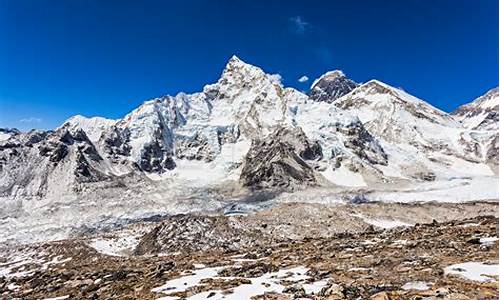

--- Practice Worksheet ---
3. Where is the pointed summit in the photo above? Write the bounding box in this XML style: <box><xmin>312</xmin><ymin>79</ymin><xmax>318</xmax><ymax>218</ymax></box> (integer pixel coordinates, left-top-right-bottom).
<box><xmin>309</xmin><ymin>70</ymin><xmax>358</xmax><ymax>103</ymax></box>
<box><xmin>219</xmin><ymin>54</ymin><xmax>265</xmax><ymax>81</ymax></box>
<box><xmin>223</xmin><ymin>55</ymin><xmax>255</xmax><ymax>70</ymax></box>
<box><xmin>228</xmin><ymin>54</ymin><xmax>242</xmax><ymax>63</ymax></box>
<box><xmin>310</xmin><ymin>70</ymin><xmax>345</xmax><ymax>89</ymax></box>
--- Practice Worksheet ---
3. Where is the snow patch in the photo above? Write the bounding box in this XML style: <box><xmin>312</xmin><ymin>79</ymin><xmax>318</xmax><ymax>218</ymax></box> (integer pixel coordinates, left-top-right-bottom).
<box><xmin>479</xmin><ymin>237</ymin><xmax>498</xmax><ymax>246</ymax></box>
<box><xmin>401</xmin><ymin>281</ymin><xmax>431</xmax><ymax>290</ymax></box>
<box><xmin>444</xmin><ymin>262</ymin><xmax>499</xmax><ymax>282</ymax></box>
<box><xmin>153</xmin><ymin>265</ymin><xmax>328</xmax><ymax>299</ymax></box>
<box><xmin>42</xmin><ymin>296</ymin><xmax>70</xmax><ymax>300</ymax></box>
<box><xmin>354</xmin><ymin>214</ymin><xmax>411</xmax><ymax>229</ymax></box>
<box><xmin>321</xmin><ymin>165</ymin><xmax>367</xmax><ymax>187</ymax></box>
<box><xmin>87</xmin><ymin>235</ymin><xmax>139</xmax><ymax>257</ymax></box>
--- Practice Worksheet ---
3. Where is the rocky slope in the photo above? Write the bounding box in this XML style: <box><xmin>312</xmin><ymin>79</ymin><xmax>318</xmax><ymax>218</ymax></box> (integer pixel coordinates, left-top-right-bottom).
<box><xmin>1</xmin><ymin>203</ymin><xmax>498</xmax><ymax>300</ymax></box>
<box><xmin>240</xmin><ymin>127</ymin><xmax>321</xmax><ymax>191</ymax></box>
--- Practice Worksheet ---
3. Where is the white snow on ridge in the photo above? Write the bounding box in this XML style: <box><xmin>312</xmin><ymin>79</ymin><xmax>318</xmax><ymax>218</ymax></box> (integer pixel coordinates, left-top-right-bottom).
<box><xmin>64</xmin><ymin>114</ymin><xmax>117</xmax><ymax>142</ymax></box>
<box><xmin>310</xmin><ymin>70</ymin><xmax>345</xmax><ymax>89</ymax></box>
<box><xmin>452</xmin><ymin>87</ymin><xmax>499</xmax><ymax>130</ymax></box>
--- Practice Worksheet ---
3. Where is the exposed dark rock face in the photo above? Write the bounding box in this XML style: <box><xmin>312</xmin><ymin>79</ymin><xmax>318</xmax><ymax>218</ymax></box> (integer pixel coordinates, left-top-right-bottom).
<box><xmin>335</xmin><ymin>120</ymin><xmax>388</xmax><ymax>166</ymax></box>
<box><xmin>139</xmin><ymin>141</ymin><xmax>176</xmax><ymax>172</ymax></box>
<box><xmin>175</xmin><ymin>133</ymin><xmax>216</xmax><ymax>162</ymax></box>
<box><xmin>270</xmin><ymin>127</ymin><xmax>323</xmax><ymax>161</ymax></box>
<box><xmin>486</xmin><ymin>134</ymin><xmax>499</xmax><ymax>166</ymax></box>
<box><xmin>309</xmin><ymin>70</ymin><xmax>358</xmax><ymax>103</ymax></box>
<box><xmin>101</xmin><ymin>126</ymin><xmax>132</xmax><ymax>159</ymax></box>
<box><xmin>74</xmin><ymin>151</ymin><xmax>109</xmax><ymax>183</ymax></box>
<box><xmin>240</xmin><ymin>126</ymin><xmax>319</xmax><ymax>191</ymax></box>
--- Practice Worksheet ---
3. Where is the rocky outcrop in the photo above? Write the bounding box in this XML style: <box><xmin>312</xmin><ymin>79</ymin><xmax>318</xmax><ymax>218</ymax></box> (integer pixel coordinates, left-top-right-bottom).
<box><xmin>269</xmin><ymin>127</ymin><xmax>323</xmax><ymax>161</ymax></box>
<box><xmin>486</xmin><ymin>134</ymin><xmax>499</xmax><ymax>167</ymax></box>
<box><xmin>134</xmin><ymin>214</ymin><xmax>271</xmax><ymax>254</ymax></box>
<box><xmin>335</xmin><ymin>119</ymin><xmax>388</xmax><ymax>166</ymax></box>
<box><xmin>239</xmin><ymin>127</ymin><xmax>319</xmax><ymax>191</ymax></box>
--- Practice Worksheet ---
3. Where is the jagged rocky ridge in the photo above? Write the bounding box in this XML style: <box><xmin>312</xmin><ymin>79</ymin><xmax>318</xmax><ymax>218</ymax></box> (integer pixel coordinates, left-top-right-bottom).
<box><xmin>0</xmin><ymin>56</ymin><xmax>498</xmax><ymax>200</ymax></box>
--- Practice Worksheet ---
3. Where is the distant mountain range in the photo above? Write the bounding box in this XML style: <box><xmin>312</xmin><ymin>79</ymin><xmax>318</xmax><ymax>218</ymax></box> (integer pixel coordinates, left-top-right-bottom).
<box><xmin>0</xmin><ymin>55</ymin><xmax>497</xmax><ymax>209</ymax></box>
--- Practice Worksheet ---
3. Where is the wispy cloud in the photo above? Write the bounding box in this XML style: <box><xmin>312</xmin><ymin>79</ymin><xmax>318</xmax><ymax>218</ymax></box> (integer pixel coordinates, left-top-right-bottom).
<box><xmin>19</xmin><ymin>117</ymin><xmax>42</xmax><ymax>124</ymax></box>
<box><xmin>268</xmin><ymin>73</ymin><xmax>282</xmax><ymax>84</ymax></box>
<box><xmin>289</xmin><ymin>16</ymin><xmax>309</xmax><ymax>35</ymax></box>
<box><xmin>314</xmin><ymin>46</ymin><xmax>334</xmax><ymax>65</ymax></box>
<box><xmin>288</xmin><ymin>16</ymin><xmax>334</xmax><ymax>65</ymax></box>
<box><xmin>298</xmin><ymin>75</ymin><xmax>309</xmax><ymax>83</ymax></box>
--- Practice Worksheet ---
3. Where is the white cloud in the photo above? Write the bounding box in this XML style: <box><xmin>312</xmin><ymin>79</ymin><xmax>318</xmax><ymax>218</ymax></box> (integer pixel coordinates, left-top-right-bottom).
<box><xmin>19</xmin><ymin>117</ymin><xmax>42</xmax><ymax>123</ymax></box>
<box><xmin>289</xmin><ymin>16</ymin><xmax>309</xmax><ymax>35</ymax></box>
<box><xmin>268</xmin><ymin>73</ymin><xmax>282</xmax><ymax>84</ymax></box>
<box><xmin>298</xmin><ymin>75</ymin><xmax>309</xmax><ymax>83</ymax></box>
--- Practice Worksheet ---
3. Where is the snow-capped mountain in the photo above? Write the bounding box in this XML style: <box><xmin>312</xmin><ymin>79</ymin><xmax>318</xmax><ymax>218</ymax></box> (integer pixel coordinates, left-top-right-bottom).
<box><xmin>331</xmin><ymin>79</ymin><xmax>498</xmax><ymax>178</ymax></box>
<box><xmin>451</xmin><ymin>87</ymin><xmax>499</xmax><ymax>168</ymax></box>
<box><xmin>63</xmin><ymin>115</ymin><xmax>117</xmax><ymax>143</ymax></box>
<box><xmin>0</xmin><ymin>56</ymin><xmax>497</xmax><ymax>203</ymax></box>
<box><xmin>309</xmin><ymin>70</ymin><xmax>358</xmax><ymax>102</ymax></box>
<box><xmin>452</xmin><ymin>87</ymin><xmax>499</xmax><ymax>131</ymax></box>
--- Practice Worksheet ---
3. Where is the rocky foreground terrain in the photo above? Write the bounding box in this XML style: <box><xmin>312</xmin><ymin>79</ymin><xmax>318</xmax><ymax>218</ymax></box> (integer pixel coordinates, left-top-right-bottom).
<box><xmin>1</xmin><ymin>201</ymin><xmax>498</xmax><ymax>300</ymax></box>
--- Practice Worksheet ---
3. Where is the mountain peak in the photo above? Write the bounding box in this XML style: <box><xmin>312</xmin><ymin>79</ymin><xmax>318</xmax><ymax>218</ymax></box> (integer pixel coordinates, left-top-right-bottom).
<box><xmin>310</xmin><ymin>70</ymin><xmax>346</xmax><ymax>89</ymax></box>
<box><xmin>452</xmin><ymin>86</ymin><xmax>499</xmax><ymax>130</ymax></box>
<box><xmin>309</xmin><ymin>70</ymin><xmax>358</xmax><ymax>103</ymax></box>
<box><xmin>224</xmin><ymin>55</ymin><xmax>254</xmax><ymax>70</ymax></box>
<box><xmin>229</xmin><ymin>54</ymin><xmax>242</xmax><ymax>63</ymax></box>
<box><xmin>359</xmin><ymin>79</ymin><xmax>396</xmax><ymax>93</ymax></box>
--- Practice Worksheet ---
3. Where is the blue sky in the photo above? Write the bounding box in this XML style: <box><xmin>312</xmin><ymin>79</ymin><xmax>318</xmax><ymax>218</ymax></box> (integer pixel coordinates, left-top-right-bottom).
<box><xmin>0</xmin><ymin>0</ymin><xmax>498</xmax><ymax>130</ymax></box>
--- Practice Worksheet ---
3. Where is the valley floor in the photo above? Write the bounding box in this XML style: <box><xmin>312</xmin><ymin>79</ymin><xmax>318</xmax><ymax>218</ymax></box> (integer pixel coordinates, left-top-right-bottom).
<box><xmin>0</xmin><ymin>201</ymin><xmax>498</xmax><ymax>299</ymax></box>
